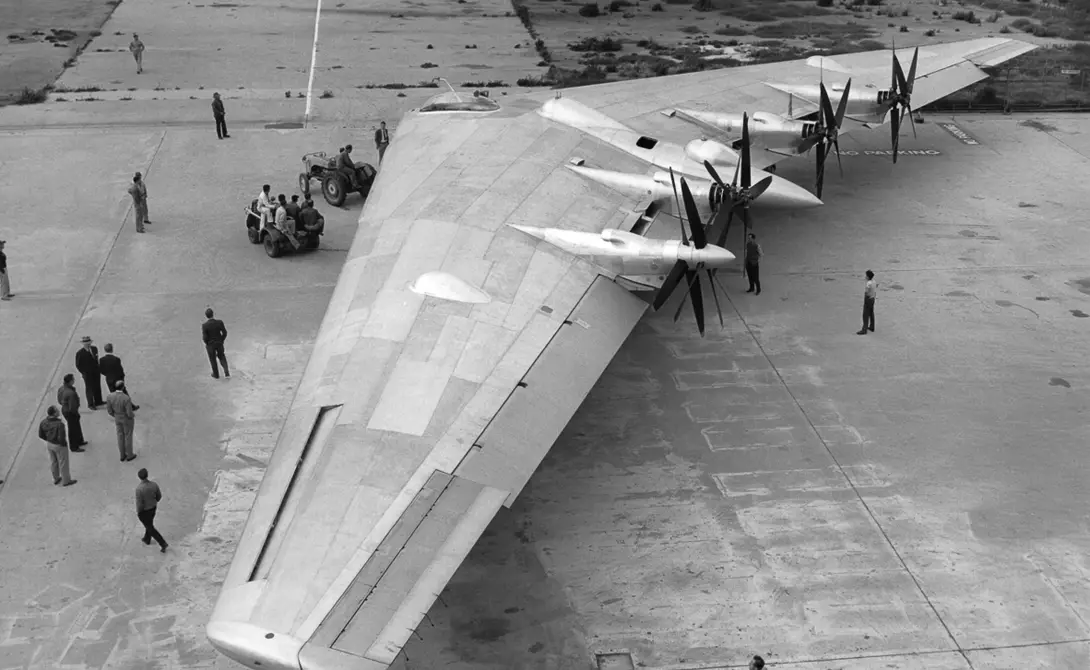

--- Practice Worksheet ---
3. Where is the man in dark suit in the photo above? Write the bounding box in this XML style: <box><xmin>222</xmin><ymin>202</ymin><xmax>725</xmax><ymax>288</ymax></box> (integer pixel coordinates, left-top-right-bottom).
<box><xmin>100</xmin><ymin>343</ymin><xmax>139</xmax><ymax>409</ymax></box>
<box><xmin>202</xmin><ymin>308</ymin><xmax>230</xmax><ymax>379</ymax></box>
<box><xmin>57</xmin><ymin>373</ymin><xmax>87</xmax><ymax>451</ymax></box>
<box><xmin>374</xmin><ymin>121</ymin><xmax>390</xmax><ymax>162</ymax></box>
<box><xmin>75</xmin><ymin>336</ymin><xmax>104</xmax><ymax>408</ymax></box>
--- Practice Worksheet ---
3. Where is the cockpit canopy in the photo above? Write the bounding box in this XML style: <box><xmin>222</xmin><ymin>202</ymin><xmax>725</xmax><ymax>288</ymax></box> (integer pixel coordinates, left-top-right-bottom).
<box><xmin>419</xmin><ymin>90</ymin><xmax>501</xmax><ymax>113</ymax></box>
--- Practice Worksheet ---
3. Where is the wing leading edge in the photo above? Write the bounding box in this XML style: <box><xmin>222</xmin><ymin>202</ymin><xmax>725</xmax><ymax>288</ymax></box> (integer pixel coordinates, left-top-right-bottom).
<box><xmin>208</xmin><ymin>101</ymin><xmax>648</xmax><ymax>670</ymax></box>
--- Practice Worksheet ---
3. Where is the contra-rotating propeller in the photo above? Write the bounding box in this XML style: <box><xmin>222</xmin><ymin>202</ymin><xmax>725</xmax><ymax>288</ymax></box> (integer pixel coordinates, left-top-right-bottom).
<box><xmin>888</xmin><ymin>45</ymin><xmax>919</xmax><ymax>163</ymax></box>
<box><xmin>798</xmin><ymin>79</ymin><xmax>851</xmax><ymax>198</ymax></box>
<box><xmin>650</xmin><ymin>170</ymin><xmax>734</xmax><ymax>336</ymax></box>
<box><xmin>701</xmin><ymin>113</ymin><xmax>773</xmax><ymax>270</ymax></box>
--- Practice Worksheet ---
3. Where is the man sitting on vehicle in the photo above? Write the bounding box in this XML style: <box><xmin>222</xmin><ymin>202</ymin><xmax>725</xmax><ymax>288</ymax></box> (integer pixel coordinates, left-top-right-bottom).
<box><xmin>257</xmin><ymin>184</ymin><xmax>275</xmax><ymax>227</ymax></box>
<box><xmin>274</xmin><ymin>194</ymin><xmax>295</xmax><ymax>235</ymax></box>
<box><xmin>284</xmin><ymin>194</ymin><xmax>301</xmax><ymax>223</ymax></box>
<box><xmin>298</xmin><ymin>199</ymin><xmax>325</xmax><ymax>236</ymax></box>
<box><xmin>336</xmin><ymin>145</ymin><xmax>357</xmax><ymax>186</ymax></box>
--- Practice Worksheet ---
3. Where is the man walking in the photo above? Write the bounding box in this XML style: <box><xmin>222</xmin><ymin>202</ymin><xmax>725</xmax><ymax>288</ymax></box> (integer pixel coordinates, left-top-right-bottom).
<box><xmin>75</xmin><ymin>336</ymin><xmax>104</xmax><ymax>409</ymax></box>
<box><xmin>128</xmin><ymin>172</ymin><xmax>150</xmax><ymax>233</ymax></box>
<box><xmin>212</xmin><ymin>92</ymin><xmax>229</xmax><ymax>139</ymax></box>
<box><xmin>744</xmin><ymin>232</ymin><xmax>762</xmax><ymax>295</ymax></box>
<box><xmin>0</xmin><ymin>240</ymin><xmax>11</xmax><ymax>301</ymax></box>
<box><xmin>202</xmin><ymin>308</ymin><xmax>230</xmax><ymax>379</ymax></box>
<box><xmin>39</xmin><ymin>407</ymin><xmax>76</xmax><ymax>487</ymax></box>
<box><xmin>135</xmin><ymin>468</ymin><xmax>168</xmax><ymax>552</ymax></box>
<box><xmin>57</xmin><ymin>374</ymin><xmax>87</xmax><ymax>452</ymax></box>
<box><xmin>374</xmin><ymin>121</ymin><xmax>390</xmax><ymax>163</ymax></box>
<box><xmin>857</xmin><ymin>269</ymin><xmax>877</xmax><ymax>335</ymax></box>
<box><xmin>129</xmin><ymin>34</ymin><xmax>145</xmax><ymax>74</ymax></box>
<box><xmin>106</xmin><ymin>380</ymin><xmax>137</xmax><ymax>462</ymax></box>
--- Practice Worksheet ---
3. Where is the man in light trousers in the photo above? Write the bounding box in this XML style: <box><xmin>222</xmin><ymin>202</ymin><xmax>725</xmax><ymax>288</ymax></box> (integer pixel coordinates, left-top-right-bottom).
<box><xmin>106</xmin><ymin>380</ymin><xmax>137</xmax><ymax>461</ymax></box>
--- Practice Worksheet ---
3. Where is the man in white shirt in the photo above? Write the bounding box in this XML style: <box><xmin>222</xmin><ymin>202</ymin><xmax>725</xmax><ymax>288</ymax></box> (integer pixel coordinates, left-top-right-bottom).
<box><xmin>857</xmin><ymin>269</ymin><xmax>877</xmax><ymax>335</ymax></box>
<box><xmin>257</xmin><ymin>184</ymin><xmax>275</xmax><ymax>228</ymax></box>
<box><xmin>274</xmin><ymin>194</ymin><xmax>300</xmax><ymax>249</ymax></box>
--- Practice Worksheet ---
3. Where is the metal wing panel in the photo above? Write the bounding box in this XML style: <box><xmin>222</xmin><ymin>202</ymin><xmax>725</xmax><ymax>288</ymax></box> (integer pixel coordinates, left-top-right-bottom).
<box><xmin>208</xmin><ymin>101</ymin><xmax>653</xmax><ymax>670</ymax></box>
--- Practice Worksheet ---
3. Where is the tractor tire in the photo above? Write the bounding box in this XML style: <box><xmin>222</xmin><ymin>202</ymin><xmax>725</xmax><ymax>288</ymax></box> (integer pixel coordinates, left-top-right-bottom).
<box><xmin>322</xmin><ymin>173</ymin><xmax>347</xmax><ymax>207</ymax></box>
<box><xmin>298</xmin><ymin>172</ymin><xmax>311</xmax><ymax>197</ymax></box>
<box><xmin>247</xmin><ymin>226</ymin><xmax>260</xmax><ymax>244</ymax></box>
<box><xmin>263</xmin><ymin>233</ymin><xmax>282</xmax><ymax>258</ymax></box>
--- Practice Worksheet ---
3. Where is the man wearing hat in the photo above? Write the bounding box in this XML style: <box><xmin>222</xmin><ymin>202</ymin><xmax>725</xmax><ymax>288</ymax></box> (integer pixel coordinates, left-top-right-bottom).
<box><xmin>106</xmin><ymin>380</ymin><xmax>137</xmax><ymax>462</ymax></box>
<box><xmin>75</xmin><ymin>336</ymin><xmax>104</xmax><ymax>409</ymax></box>
<box><xmin>0</xmin><ymin>239</ymin><xmax>11</xmax><ymax>300</ymax></box>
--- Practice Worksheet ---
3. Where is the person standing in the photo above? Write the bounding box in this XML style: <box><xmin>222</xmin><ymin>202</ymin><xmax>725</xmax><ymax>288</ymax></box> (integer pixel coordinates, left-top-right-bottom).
<box><xmin>128</xmin><ymin>172</ymin><xmax>151</xmax><ymax>233</ymax></box>
<box><xmin>99</xmin><ymin>342</ymin><xmax>125</xmax><ymax>393</ymax></box>
<box><xmin>857</xmin><ymin>269</ymin><xmax>877</xmax><ymax>335</ymax></box>
<box><xmin>106</xmin><ymin>380</ymin><xmax>137</xmax><ymax>462</ymax></box>
<box><xmin>0</xmin><ymin>239</ymin><xmax>11</xmax><ymax>301</ymax></box>
<box><xmin>374</xmin><ymin>121</ymin><xmax>390</xmax><ymax>163</ymax></box>
<box><xmin>39</xmin><ymin>407</ymin><xmax>76</xmax><ymax>487</ymax></box>
<box><xmin>212</xmin><ymin>92</ymin><xmax>229</xmax><ymax>139</ymax></box>
<box><xmin>129</xmin><ymin>34</ymin><xmax>145</xmax><ymax>73</ymax></box>
<box><xmin>135</xmin><ymin>468</ymin><xmax>168</xmax><ymax>552</ymax></box>
<box><xmin>202</xmin><ymin>308</ymin><xmax>230</xmax><ymax>379</ymax></box>
<box><xmin>744</xmin><ymin>232</ymin><xmax>762</xmax><ymax>295</ymax></box>
<box><xmin>75</xmin><ymin>336</ymin><xmax>104</xmax><ymax>409</ymax></box>
<box><xmin>57</xmin><ymin>374</ymin><xmax>87</xmax><ymax>452</ymax></box>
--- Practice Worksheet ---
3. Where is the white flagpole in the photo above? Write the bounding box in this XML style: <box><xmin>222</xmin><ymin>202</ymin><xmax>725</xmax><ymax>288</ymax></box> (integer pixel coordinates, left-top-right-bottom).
<box><xmin>304</xmin><ymin>0</ymin><xmax>323</xmax><ymax>127</ymax></box>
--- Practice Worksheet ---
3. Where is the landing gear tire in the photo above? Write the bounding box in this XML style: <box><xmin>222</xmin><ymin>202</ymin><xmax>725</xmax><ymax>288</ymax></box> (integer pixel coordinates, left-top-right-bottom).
<box><xmin>263</xmin><ymin>234</ymin><xmax>282</xmax><ymax>258</ymax></box>
<box><xmin>322</xmin><ymin>174</ymin><xmax>346</xmax><ymax>207</ymax></box>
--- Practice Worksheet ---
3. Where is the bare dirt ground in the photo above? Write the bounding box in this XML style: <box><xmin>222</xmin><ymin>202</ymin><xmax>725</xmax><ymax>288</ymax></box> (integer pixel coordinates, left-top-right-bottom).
<box><xmin>0</xmin><ymin>0</ymin><xmax>123</xmax><ymax>103</ymax></box>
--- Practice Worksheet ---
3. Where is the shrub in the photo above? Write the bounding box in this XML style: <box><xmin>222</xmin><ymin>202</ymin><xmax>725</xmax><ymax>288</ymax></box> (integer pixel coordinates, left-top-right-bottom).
<box><xmin>319</xmin><ymin>90</ymin><xmax>334</xmax><ymax>98</ymax></box>
<box><xmin>15</xmin><ymin>86</ymin><xmax>47</xmax><ymax>104</ymax></box>
<box><xmin>578</xmin><ymin>3</ymin><xmax>600</xmax><ymax>16</ymax></box>
<box><xmin>1005</xmin><ymin>4</ymin><xmax>1034</xmax><ymax>16</ymax></box>
<box><xmin>651</xmin><ymin>2</ymin><xmax>663</xmax><ymax>9</ymax></box>
<box><xmin>924</xmin><ymin>28</ymin><xmax>936</xmax><ymax>36</ymax></box>
<box><xmin>517</xmin><ymin>74</ymin><xmax>553</xmax><ymax>86</ymax></box>
<box><xmin>865</xmin><ymin>0</ymin><xmax>882</xmax><ymax>5</ymax></box>
<box><xmin>952</xmin><ymin>10</ymin><xmax>979</xmax><ymax>23</ymax></box>
<box><xmin>681</xmin><ymin>25</ymin><xmax>702</xmax><ymax>33</ymax></box>
<box><xmin>608</xmin><ymin>0</ymin><xmax>632</xmax><ymax>9</ymax></box>
<box><xmin>986</xmin><ymin>11</ymin><xmax>1000</xmax><ymax>23</ymax></box>
<box><xmin>817</xmin><ymin>0</ymin><xmax>833</xmax><ymax>6</ymax></box>
<box><xmin>901</xmin><ymin>8</ymin><xmax>909</xmax><ymax>15</ymax></box>
<box><xmin>900</xmin><ymin>25</ymin><xmax>908</xmax><ymax>31</ymax></box>
<box><xmin>856</xmin><ymin>39</ymin><xmax>887</xmax><ymax>50</ymax></box>
<box><xmin>569</xmin><ymin>36</ymin><xmax>623</xmax><ymax>51</ymax></box>
<box><xmin>421</xmin><ymin>62</ymin><xmax>438</xmax><ymax>68</ymax></box>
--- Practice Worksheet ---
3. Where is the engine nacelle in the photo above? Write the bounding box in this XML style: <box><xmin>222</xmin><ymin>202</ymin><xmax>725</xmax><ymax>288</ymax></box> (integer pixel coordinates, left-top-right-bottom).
<box><xmin>684</xmin><ymin>139</ymin><xmax>738</xmax><ymax>167</ymax></box>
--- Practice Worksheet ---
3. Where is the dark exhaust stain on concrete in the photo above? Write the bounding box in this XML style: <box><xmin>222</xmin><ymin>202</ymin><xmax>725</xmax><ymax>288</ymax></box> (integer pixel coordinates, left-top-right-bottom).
<box><xmin>887</xmin><ymin>259</ymin><xmax>900</xmax><ymax>263</ymax></box>
<box><xmin>1071</xmin><ymin>309</ymin><xmax>1088</xmax><ymax>318</ymax></box>
<box><xmin>1035</xmin><ymin>296</ymin><xmax>1050</xmax><ymax>301</ymax></box>
<box><xmin>945</xmin><ymin>290</ymin><xmax>973</xmax><ymax>297</ymax></box>
<box><xmin>265</xmin><ymin>122</ymin><xmax>303</xmax><ymax>129</ymax></box>
<box><xmin>959</xmin><ymin>229</ymin><xmax>977</xmax><ymax>238</ymax></box>
<box><xmin>822</xmin><ymin>277</ymin><xmax>835</xmax><ymax>282</ymax></box>
<box><xmin>1017</xmin><ymin>202</ymin><xmax>1038</xmax><ymax>208</ymax></box>
<box><xmin>1049</xmin><ymin>377</ymin><xmax>1071</xmax><ymax>388</ymax></box>
<box><xmin>1020</xmin><ymin>119</ymin><xmax>1058</xmax><ymax>133</ymax></box>
<box><xmin>1022</xmin><ymin>274</ymin><xmax>1035</xmax><ymax>280</ymax></box>
<box><xmin>995</xmin><ymin>300</ymin><xmax>1038</xmax><ymax>317</ymax></box>
<box><xmin>1070</xmin><ymin>278</ymin><xmax>1090</xmax><ymax>295</ymax></box>
<box><xmin>888</xmin><ymin>283</ymin><xmax>904</xmax><ymax>290</ymax></box>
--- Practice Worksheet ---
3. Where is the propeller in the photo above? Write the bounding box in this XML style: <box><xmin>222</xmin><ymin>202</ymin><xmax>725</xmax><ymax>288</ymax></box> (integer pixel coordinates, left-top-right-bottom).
<box><xmin>798</xmin><ymin>79</ymin><xmax>851</xmax><ymax>198</ymax></box>
<box><xmin>700</xmin><ymin>113</ymin><xmax>772</xmax><ymax>272</ymax></box>
<box><xmin>888</xmin><ymin>46</ymin><xmax>918</xmax><ymax>163</ymax></box>
<box><xmin>651</xmin><ymin>176</ymin><xmax>734</xmax><ymax>336</ymax></box>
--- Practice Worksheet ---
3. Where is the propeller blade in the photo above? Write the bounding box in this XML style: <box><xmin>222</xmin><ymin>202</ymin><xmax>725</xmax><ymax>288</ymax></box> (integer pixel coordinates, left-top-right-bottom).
<box><xmin>740</xmin><ymin>206</ymin><xmax>752</xmax><ymax>276</ymax></box>
<box><xmin>906</xmin><ymin>47</ymin><xmax>918</xmax><ymax>94</ymax></box>
<box><xmin>906</xmin><ymin>104</ymin><xmax>917</xmax><ymax>138</ymax></box>
<box><xmin>714</xmin><ymin>207</ymin><xmax>735</xmax><ymax>248</ymax></box>
<box><xmin>740</xmin><ymin>113</ymin><xmax>752</xmax><ymax>189</ymax></box>
<box><xmin>730</xmin><ymin>158</ymin><xmax>740</xmax><ymax>188</ymax></box>
<box><xmin>668</xmin><ymin>168</ymin><xmax>688</xmax><ymax>245</ymax></box>
<box><xmin>690</xmin><ymin>273</ymin><xmax>706</xmax><ymax>336</ymax></box>
<box><xmin>890</xmin><ymin>106</ymin><xmax>901</xmax><ymax>163</ymax></box>
<box><xmin>706</xmin><ymin>270</ymin><xmax>725</xmax><ymax>328</ymax></box>
<box><xmin>652</xmin><ymin>260</ymin><xmax>687</xmax><ymax>311</ymax></box>
<box><xmin>749</xmin><ymin>176</ymin><xmax>773</xmax><ymax>201</ymax></box>
<box><xmin>893</xmin><ymin>55</ymin><xmax>909</xmax><ymax>101</ymax></box>
<box><xmin>833</xmin><ymin>137</ymin><xmax>843</xmax><ymax>177</ymax></box>
<box><xmin>815</xmin><ymin>141</ymin><xmax>826</xmax><ymax>199</ymax></box>
<box><xmin>673</xmin><ymin>270</ymin><xmax>699</xmax><ymax>322</ymax></box>
<box><xmin>834</xmin><ymin>78</ymin><xmax>852</xmax><ymax>128</ymax></box>
<box><xmin>798</xmin><ymin>134</ymin><xmax>822</xmax><ymax>154</ymax></box>
<box><xmin>680</xmin><ymin>178</ymin><xmax>706</xmax><ymax>250</ymax></box>
<box><xmin>704</xmin><ymin>160</ymin><xmax>725</xmax><ymax>187</ymax></box>
<box><xmin>819</xmin><ymin>82</ymin><xmax>837</xmax><ymax>134</ymax></box>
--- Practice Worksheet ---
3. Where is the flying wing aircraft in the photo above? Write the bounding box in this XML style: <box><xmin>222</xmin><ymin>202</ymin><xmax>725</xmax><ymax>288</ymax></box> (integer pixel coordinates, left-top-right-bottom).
<box><xmin>207</xmin><ymin>37</ymin><xmax>1034</xmax><ymax>670</ymax></box>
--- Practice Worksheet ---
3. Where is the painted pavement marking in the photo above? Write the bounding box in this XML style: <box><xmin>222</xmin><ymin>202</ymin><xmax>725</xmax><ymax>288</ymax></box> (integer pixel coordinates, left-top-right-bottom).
<box><xmin>938</xmin><ymin>122</ymin><xmax>981</xmax><ymax>145</ymax></box>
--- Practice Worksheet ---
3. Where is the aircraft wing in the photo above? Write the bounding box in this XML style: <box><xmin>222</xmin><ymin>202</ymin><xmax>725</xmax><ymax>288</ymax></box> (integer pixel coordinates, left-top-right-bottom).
<box><xmin>207</xmin><ymin>101</ymin><xmax>651</xmax><ymax>670</ymax></box>
<box><xmin>541</xmin><ymin>37</ymin><xmax>1033</xmax><ymax>170</ymax></box>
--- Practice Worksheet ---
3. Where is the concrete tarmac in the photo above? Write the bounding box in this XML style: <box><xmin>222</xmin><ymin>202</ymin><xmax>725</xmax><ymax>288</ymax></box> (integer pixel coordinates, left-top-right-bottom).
<box><xmin>1</xmin><ymin>2</ymin><xmax>1089</xmax><ymax>669</ymax></box>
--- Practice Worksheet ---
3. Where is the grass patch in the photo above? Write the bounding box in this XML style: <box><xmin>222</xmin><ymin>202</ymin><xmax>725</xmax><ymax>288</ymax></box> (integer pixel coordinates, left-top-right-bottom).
<box><xmin>461</xmin><ymin>80</ymin><xmax>509</xmax><ymax>87</ymax></box>
<box><xmin>517</xmin><ymin>74</ymin><xmax>553</xmax><ymax>86</ymax></box>
<box><xmin>713</xmin><ymin>25</ymin><xmax>748</xmax><ymax>35</ymax></box>
<box><xmin>752</xmin><ymin>20</ymin><xmax>874</xmax><ymax>39</ymax></box>
<box><xmin>364</xmin><ymin>81</ymin><xmax>439</xmax><ymax>89</ymax></box>
<box><xmin>681</xmin><ymin>25</ymin><xmax>703</xmax><ymax>33</ymax></box>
